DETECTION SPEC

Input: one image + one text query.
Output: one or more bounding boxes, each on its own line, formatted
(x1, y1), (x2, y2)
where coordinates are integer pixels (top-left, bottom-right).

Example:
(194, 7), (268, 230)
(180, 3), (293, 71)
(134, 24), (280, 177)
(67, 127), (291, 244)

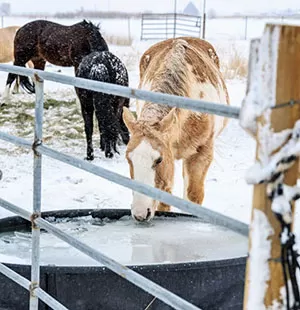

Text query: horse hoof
(122, 135), (130, 145)
(105, 152), (114, 159)
(84, 155), (94, 161)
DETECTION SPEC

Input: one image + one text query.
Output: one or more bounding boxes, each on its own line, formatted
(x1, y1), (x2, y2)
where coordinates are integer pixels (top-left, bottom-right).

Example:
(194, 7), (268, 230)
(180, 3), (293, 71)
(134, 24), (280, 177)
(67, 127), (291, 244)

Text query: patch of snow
(247, 209), (274, 310)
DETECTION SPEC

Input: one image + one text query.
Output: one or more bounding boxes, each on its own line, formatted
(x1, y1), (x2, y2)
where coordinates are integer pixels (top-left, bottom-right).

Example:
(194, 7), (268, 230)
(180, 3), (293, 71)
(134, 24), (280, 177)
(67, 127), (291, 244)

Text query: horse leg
(157, 162), (175, 212)
(156, 185), (174, 212)
(182, 144), (213, 205)
(94, 94), (120, 158)
(76, 89), (95, 161)
(119, 97), (130, 145)
(2, 72), (18, 104)
(6, 60), (35, 97)
(12, 76), (20, 94)
(14, 60), (35, 94)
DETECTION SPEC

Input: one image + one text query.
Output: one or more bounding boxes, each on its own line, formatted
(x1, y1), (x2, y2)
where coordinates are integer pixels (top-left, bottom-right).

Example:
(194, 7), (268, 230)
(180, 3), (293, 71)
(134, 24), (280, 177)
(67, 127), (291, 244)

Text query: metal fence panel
(0, 64), (246, 310)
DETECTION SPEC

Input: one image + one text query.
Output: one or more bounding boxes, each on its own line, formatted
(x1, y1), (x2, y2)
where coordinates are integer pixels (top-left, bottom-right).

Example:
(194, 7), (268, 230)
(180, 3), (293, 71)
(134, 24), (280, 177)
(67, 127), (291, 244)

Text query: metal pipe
(0, 263), (68, 310)
(35, 288), (68, 310)
(0, 197), (31, 220)
(201, 0), (206, 39)
(0, 64), (240, 119)
(30, 76), (44, 310)
(0, 131), (32, 149)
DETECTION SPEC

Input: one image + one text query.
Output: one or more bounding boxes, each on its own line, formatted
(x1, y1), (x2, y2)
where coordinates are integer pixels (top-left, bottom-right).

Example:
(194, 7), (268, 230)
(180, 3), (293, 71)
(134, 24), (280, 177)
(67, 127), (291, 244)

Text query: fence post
(202, 13), (206, 39)
(30, 74), (44, 310)
(173, 13), (177, 38)
(244, 16), (248, 40)
(127, 17), (131, 44)
(243, 24), (300, 309)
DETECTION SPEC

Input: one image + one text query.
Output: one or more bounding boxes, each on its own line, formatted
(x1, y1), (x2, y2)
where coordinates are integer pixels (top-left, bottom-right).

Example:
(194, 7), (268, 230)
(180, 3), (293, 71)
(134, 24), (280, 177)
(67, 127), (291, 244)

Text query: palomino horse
(123, 37), (230, 222)
(0, 26), (33, 96)
(75, 51), (130, 159)
(3, 19), (108, 99)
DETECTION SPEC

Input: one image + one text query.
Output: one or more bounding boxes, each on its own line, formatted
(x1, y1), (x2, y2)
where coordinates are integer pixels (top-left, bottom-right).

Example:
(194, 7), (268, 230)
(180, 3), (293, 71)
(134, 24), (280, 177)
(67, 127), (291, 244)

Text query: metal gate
(141, 13), (201, 40)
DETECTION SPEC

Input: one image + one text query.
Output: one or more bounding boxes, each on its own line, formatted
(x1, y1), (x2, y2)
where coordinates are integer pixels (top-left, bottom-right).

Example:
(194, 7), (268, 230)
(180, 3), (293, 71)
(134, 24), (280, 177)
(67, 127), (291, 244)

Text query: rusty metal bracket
(33, 73), (43, 83)
(29, 281), (39, 297)
(32, 140), (42, 156)
(30, 212), (40, 230)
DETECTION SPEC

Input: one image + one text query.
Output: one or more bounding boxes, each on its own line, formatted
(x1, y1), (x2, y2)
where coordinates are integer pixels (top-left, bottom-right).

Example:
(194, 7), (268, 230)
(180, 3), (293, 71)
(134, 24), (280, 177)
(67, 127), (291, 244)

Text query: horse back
(138, 37), (229, 154)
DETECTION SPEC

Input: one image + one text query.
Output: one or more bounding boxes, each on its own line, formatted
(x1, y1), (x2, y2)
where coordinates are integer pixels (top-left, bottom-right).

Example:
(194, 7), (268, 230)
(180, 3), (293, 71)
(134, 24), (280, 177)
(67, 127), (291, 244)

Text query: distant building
(183, 1), (200, 16)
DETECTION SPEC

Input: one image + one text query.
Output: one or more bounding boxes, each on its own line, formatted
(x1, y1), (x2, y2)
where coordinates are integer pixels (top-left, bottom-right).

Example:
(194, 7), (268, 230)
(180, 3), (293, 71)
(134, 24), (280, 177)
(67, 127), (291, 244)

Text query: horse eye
(154, 157), (163, 167)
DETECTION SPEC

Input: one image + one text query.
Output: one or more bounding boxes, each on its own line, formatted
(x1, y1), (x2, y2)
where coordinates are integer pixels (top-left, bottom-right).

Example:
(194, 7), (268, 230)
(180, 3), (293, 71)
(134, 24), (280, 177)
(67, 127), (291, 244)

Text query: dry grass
(104, 34), (133, 46)
(218, 44), (248, 80)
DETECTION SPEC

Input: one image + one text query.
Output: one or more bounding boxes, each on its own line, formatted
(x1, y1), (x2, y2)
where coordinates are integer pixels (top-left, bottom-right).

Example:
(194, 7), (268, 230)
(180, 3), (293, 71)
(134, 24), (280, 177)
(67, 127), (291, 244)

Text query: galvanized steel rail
(0, 64), (245, 310)
(30, 76), (43, 309)
(0, 64), (240, 119)
(0, 263), (68, 310)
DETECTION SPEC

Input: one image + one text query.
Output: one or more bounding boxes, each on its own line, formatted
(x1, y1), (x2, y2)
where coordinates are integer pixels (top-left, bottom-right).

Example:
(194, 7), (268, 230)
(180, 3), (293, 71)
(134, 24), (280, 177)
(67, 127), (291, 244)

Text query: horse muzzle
(132, 208), (153, 222)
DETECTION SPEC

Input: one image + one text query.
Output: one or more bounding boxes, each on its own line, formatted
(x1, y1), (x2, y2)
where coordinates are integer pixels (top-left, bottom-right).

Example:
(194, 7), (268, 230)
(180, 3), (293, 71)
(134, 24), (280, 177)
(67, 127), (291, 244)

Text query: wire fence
(0, 64), (247, 310)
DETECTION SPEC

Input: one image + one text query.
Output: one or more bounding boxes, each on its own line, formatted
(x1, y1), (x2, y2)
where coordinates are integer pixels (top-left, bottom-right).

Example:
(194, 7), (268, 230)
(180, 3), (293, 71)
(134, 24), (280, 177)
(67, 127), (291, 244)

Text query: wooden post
(243, 24), (300, 309)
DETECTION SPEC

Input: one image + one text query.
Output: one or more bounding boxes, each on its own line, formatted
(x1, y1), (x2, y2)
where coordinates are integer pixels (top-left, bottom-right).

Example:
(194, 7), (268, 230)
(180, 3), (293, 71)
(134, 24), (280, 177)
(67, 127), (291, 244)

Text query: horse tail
(20, 75), (35, 94)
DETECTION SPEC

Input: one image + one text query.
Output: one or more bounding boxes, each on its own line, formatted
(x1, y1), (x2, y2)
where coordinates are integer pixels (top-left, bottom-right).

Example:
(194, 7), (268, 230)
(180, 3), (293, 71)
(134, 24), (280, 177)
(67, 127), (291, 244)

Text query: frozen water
(0, 215), (247, 266)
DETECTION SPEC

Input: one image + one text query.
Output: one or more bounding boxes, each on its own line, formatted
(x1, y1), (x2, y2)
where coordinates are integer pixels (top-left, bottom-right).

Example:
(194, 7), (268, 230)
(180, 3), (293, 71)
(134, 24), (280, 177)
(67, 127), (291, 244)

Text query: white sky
(4, 0), (300, 15)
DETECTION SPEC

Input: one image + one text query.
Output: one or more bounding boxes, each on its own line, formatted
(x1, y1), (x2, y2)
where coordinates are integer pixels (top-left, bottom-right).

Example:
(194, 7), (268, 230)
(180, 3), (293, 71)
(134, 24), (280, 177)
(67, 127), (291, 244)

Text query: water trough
(0, 208), (247, 310)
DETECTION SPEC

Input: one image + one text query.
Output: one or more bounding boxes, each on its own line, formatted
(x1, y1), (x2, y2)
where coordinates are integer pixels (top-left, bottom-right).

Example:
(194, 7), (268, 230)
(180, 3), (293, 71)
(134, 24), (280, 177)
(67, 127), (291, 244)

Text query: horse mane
(147, 39), (190, 98)
(79, 19), (108, 52)
(81, 19), (100, 31)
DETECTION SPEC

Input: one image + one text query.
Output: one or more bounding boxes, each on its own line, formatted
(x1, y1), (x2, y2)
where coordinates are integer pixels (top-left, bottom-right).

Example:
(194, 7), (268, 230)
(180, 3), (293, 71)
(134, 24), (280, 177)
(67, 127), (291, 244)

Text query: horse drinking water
(3, 19), (108, 100)
(122, 37), (230, 222)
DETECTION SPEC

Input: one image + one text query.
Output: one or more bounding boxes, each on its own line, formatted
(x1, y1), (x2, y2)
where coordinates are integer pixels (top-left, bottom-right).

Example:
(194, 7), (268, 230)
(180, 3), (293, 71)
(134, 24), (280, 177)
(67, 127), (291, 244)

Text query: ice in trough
(0, 215), (248, 266)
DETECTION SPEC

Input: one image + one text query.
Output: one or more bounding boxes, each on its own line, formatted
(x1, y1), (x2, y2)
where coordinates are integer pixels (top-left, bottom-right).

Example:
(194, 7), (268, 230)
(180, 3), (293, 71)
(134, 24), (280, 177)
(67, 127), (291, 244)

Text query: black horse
(4, 19), (108, 96)
(75, 51), (130, 159)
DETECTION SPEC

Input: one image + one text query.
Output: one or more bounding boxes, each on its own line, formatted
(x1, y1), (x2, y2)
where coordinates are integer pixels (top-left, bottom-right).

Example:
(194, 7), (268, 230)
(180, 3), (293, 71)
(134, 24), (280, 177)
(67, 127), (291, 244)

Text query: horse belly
(39, 44), (73, 67)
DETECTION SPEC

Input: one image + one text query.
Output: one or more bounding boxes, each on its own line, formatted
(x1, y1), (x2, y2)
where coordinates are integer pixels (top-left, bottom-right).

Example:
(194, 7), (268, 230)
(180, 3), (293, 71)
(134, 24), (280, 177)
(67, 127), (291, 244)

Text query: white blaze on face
(129, 139), (160, 221)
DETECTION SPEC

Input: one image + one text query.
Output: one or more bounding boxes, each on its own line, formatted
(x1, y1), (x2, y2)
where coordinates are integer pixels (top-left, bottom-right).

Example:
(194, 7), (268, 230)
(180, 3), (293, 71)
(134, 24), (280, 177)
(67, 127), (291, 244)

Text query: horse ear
(159, 108), (177, 132)
(122, 107), (136, 133)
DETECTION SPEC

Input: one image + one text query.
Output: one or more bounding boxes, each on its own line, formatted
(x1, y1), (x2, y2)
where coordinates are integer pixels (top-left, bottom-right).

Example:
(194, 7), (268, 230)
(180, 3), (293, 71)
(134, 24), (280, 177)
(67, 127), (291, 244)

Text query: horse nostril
(134, 215), (144, 222)
(146, 208), (151, 220)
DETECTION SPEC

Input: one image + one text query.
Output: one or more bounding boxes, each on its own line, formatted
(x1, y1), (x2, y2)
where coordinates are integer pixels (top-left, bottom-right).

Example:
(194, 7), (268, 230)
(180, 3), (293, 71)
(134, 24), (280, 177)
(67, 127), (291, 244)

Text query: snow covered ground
(0, 38), (255, 225)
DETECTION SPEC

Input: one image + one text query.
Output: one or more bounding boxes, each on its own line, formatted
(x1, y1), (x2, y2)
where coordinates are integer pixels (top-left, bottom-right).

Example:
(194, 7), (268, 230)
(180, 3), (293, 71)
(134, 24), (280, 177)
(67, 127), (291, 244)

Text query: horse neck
(139, 102), (171, 123)
(88, 31), (108, 52)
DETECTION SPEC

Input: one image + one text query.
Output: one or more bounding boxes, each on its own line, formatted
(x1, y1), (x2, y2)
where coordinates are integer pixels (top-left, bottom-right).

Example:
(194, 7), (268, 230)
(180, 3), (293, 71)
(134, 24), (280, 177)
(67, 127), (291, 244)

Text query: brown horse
(122, 37), (230, 222)
(0, 26), (33, 96)
(3, 19), (108, 100)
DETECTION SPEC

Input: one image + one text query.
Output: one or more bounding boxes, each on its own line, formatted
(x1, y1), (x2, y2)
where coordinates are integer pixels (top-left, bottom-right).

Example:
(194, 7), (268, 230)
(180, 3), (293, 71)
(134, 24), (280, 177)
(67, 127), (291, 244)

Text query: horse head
(122, 107), (178, 222)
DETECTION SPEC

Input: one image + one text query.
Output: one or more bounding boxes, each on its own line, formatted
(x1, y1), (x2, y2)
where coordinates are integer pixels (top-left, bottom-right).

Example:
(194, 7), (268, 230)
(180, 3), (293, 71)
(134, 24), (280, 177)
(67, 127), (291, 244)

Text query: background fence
(140, 13), (201, 40)
(0, 15), (299, 41)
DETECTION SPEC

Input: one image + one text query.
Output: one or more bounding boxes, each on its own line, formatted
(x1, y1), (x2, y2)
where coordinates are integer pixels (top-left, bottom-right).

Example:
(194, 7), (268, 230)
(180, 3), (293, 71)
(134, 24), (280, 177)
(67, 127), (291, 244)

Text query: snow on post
(241, 24), (300, 309)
